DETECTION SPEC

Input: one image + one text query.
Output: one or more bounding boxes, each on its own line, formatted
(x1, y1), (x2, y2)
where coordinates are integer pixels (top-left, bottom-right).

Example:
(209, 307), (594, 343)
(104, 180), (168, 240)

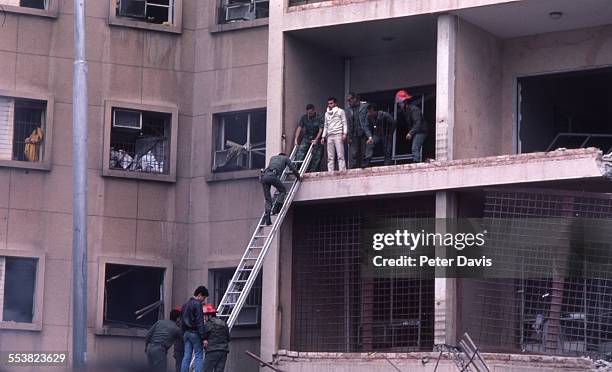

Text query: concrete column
(435, 191), (458, 346)
(261, 0), (284, 365)
(435, 14), (457, 162)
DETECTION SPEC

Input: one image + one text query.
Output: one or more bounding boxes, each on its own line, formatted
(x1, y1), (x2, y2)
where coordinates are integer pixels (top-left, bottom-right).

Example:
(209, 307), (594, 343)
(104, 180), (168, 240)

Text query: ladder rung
(248, 246), (264, 249)
(243, 257), (258, 260)
(239, 268), (253, 271)
(226, 291), (241, 295)
(254, 235), (268, 238)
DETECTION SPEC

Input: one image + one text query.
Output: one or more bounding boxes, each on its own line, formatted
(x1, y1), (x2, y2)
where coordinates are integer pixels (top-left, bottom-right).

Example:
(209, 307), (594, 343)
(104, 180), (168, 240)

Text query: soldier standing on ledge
(294, 104), (324, 172)
(396, 90), (428, 163)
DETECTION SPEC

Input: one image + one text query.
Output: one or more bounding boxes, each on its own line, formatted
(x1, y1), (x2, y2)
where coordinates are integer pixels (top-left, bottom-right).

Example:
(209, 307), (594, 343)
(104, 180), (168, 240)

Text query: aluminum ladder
(217, 143), (315, 330)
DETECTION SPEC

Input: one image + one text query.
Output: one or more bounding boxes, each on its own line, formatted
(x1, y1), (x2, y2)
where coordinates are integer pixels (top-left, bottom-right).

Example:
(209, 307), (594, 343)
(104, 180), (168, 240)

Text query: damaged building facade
(0, 0), (611, 371)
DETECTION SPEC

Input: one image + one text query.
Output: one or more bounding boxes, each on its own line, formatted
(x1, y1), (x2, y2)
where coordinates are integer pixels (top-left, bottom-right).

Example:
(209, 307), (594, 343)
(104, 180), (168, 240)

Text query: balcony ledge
(295, 148), (611, 202)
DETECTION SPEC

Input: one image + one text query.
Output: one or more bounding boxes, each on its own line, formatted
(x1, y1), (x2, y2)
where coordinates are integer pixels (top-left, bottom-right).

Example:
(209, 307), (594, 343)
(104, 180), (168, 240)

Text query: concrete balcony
(295, 148), (612, 202)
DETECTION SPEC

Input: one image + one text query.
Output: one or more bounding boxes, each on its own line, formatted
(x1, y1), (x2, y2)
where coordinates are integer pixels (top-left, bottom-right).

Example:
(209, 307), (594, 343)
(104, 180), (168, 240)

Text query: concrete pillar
(435, 14), (457, 162)
(435, 15), (458, 345)
(435, 191), (458, 346)
(261, 0), (284, 365)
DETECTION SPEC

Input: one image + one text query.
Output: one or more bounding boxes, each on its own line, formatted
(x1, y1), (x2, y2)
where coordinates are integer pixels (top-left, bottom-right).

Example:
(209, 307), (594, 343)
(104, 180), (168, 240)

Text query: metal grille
(292, 198), (435, 352)
(12, 99), (46, 162)
(109, 109), (170, 174)
(461, 188), (612, 358)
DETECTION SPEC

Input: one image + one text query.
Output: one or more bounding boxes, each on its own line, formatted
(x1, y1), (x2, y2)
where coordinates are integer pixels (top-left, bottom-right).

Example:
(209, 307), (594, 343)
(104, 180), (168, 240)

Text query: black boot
(271, 203), (282, 215)
(264, 212), (272, 226)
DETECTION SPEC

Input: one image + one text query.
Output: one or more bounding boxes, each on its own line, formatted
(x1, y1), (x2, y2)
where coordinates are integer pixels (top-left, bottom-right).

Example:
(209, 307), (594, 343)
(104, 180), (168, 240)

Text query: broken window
(0, 0), (46, 9)
(117, 0), (174, 24)
(219, 0), (269, 24)
(519, 67), (612, 154)
(109, 107), (171, 175)
(0, 256), (37, 323)
(461, 188), (612, 358)
(103, 263), (165, 329)
(210, 268), (262, 326)
(213, 109), (266, 172)
(0, 97), (47, 163)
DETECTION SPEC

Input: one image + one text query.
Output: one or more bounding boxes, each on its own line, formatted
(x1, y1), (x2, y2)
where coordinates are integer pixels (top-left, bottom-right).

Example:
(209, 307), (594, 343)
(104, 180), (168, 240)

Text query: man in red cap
(395, 90), (428, 162)
(202, 304), (230, 372)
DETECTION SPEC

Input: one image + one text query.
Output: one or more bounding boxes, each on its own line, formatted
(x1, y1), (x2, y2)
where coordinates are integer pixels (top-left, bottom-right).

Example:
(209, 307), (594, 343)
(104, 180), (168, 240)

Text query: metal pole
(72, 0), (88, 368)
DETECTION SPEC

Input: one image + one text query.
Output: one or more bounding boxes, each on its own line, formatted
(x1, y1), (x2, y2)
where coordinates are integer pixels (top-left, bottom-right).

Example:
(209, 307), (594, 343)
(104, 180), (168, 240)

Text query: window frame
(208, 267), (262, 328)
(0, 250), (45, 332)
(108, 0), (182, 34)
(218, 0), (269, 24)
(95, 257), (173, 337)
(0, 0), (58, 18)
(102, 100), (178, 182)
(0, 90), (54, 171)
(212, 108), (266, 173)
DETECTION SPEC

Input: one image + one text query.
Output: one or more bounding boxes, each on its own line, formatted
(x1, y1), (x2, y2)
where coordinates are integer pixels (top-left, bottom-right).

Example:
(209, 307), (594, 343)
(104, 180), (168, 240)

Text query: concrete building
(0, 0), (611, 371)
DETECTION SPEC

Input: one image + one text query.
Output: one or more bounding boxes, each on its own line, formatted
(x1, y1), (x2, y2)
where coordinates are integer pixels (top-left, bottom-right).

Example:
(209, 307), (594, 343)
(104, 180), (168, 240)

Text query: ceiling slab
(453, 0), (612, 39)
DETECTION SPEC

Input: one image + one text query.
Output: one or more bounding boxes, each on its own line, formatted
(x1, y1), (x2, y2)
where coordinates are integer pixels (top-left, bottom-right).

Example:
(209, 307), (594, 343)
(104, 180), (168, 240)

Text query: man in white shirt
(321, 97), (347, 172)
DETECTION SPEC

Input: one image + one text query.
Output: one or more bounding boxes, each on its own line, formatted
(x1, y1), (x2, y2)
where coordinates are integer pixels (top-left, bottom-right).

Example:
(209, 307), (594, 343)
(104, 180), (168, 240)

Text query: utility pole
(72, 0), (88, 368)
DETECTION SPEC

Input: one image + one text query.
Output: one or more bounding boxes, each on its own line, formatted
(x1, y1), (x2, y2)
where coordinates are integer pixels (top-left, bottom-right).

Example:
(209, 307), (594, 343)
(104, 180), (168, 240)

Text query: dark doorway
(518, 67), (612, 154)
(361, 85), (436, 164)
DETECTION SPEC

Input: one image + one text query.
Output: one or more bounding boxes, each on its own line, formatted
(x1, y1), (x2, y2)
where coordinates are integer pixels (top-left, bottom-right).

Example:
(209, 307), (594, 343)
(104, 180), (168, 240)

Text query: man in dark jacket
(169, 308), (184, 372)
(396, 90), (428, 163)
(346, 92), (369, 169)
(202, 304), (230, 372)
(145, 312), (183, 372)
(180, 286), (209, 372)
(260, 153), (301, 226)
(364, 103), (396, 166)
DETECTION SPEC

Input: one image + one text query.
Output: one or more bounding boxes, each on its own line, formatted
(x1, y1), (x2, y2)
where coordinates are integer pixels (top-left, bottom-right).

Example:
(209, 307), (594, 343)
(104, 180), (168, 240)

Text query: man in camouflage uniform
(346, 92), (369, 168)
(260, 153), (301, 225)
(364, 103), (396, 166)
(294, 104), (323, 172)
(145, 311), (183, 372)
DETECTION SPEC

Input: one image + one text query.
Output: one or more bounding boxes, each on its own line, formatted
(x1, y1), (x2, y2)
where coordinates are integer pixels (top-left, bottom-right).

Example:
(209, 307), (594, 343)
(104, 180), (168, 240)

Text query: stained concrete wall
(349, 49), (437, 94)
(0, 0), (197, 365)
(0, 0), (267, 370)
(284, 33), (345, 153)
(187, 4), (269, 372)
(454, 18), (503, 159)
(500, 24), (612, 154)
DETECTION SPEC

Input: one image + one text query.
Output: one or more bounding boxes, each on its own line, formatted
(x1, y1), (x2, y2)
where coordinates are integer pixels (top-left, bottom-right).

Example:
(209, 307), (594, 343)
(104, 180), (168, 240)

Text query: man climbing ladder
(260, 152), (301, 226)
(217, 144), (314, 331)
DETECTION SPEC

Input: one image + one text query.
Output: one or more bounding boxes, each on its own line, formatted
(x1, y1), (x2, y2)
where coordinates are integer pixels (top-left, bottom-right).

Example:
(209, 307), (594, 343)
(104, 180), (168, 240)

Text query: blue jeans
(411, 133), (427, 163)
(181, 331), (203, 372)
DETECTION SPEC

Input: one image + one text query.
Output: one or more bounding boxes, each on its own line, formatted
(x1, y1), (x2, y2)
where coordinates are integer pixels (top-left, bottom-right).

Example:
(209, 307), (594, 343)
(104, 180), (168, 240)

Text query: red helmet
(395, 90), (412, 104)
(203, 303), (217, 314)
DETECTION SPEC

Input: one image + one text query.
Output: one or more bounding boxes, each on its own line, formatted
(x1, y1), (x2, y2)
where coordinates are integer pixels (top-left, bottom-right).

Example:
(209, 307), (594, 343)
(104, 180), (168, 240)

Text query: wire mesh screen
(292, 198), (435, 352)
(461, 188), (612, 359)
